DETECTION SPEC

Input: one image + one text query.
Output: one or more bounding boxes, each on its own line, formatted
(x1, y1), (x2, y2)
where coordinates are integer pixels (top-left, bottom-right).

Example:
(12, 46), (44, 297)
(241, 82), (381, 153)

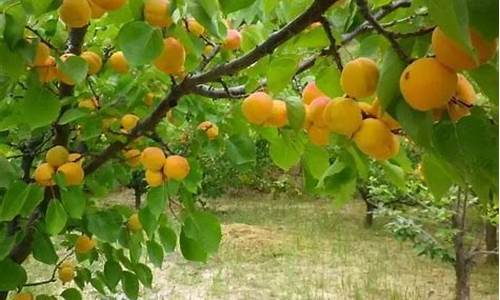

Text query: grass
(21, 192), (498, 299)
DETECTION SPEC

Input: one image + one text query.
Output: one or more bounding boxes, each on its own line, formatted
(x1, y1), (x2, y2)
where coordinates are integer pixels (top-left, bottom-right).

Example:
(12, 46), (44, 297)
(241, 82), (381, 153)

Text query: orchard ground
(22, 190), (498, 300)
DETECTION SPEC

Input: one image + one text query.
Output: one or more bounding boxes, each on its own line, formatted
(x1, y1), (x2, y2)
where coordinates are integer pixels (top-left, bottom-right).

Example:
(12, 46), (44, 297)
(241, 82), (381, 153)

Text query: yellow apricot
(302, 81), (326, 105)
(447, 101), (470, 123)
(34, 163), (55, 186)
(455, 74), (476, 105)
(241, 92), (274, 125)
(323, 97), (362, 137)
(303, 104), (313, 129)
(68, 153), (84, 166)
(222, 29), (241, 50)
(101, 117), (117, 131)
(33, 42), (50, 66)
(197, 121), (219, 140)
(59, 0), (91, 28)
(13, 292), (33, 300)
(370, 98), (401, 130)
(121, 114), (139, 131)
(357, 101), (377, 117)
(163, 155), (190, 180)
(58, 162), (85, 186)
(81, 51), (102, 75)
(187, 18), (205, 37)
(353, 118), (399, 160)
(141, 147), (166, 171)
(78, 98), (97, 110)
(308, 96), (330, 128)
(144, 92), (155, 106)
(75, 234), (96, 254)
(340, 57), (379, 99)
(123, 149), (141, 167)
(58, 265), (75, 283)
(144, 0), (172, 28)
(91, 0), (127, 11)
(400, 58), (457, 111)
(265, 100), (288, 128)
(46, 145), (69, 168)
(203, 45), (214, 56)
(109, 51), (129, 74)
(432, 27), (498, 71)
(127, 213), (142, 232)
(154, 37), (185, 75)
(145, 169), (164, 187)
(307, 126), (330, 146)
(88, 0), (106, 18)
(36, 56), (58, 83)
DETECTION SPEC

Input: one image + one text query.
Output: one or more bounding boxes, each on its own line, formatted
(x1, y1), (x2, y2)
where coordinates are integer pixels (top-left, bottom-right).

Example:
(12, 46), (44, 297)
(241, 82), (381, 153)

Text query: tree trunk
(358, 186), (376, 227)
(485, 222), (498, 264)
(134, 186), (142, 209)
(452, 188), (471, 300)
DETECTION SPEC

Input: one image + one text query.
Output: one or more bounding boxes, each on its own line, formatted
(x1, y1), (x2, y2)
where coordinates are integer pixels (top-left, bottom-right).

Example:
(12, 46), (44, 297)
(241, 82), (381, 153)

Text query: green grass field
(22, 192), (498, 299)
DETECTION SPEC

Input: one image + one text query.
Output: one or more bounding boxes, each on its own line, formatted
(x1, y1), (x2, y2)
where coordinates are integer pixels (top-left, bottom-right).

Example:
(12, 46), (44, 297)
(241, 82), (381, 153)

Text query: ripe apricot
(154, 37), (185, 75)
(59, 0), (91, 28)
(302, 81), (326, 105)
(13, 292), (33, 300)
(455, 74), (476, 105)
(144, 0), (172, 28)
(109, 51), (129, 74)
(58, 162), (85, 186)
(91, 0), (127, 11)
(222, 29), (241, 50)
(323, 97), (362, 137)
(370, 98), (401, 130)
(58, 263), (75, 283)
(353, 118), (399, 160)
(307, 126), (330, 146)
(33, 42), (50, 66)
(121, 114), (139, 131)
(357, 101), (377, 117)
(141, 147), (166, 171)
(341, 57), (379, 99)
(78, 98), (97, 110)
(144, 92), (155, 106)
(46, 145), (69, 167)
(265, 100), (288, 128)
(303, 104), (313, 129)
(124, 149), (141, 167)
(34, 163), (55, 186)
(241, 92), (274, 125)
(36, 56), (58, 83)
(187, 18), (205, 37)
(88, 0), (106, 18)
(197, 121), (219, 140)
(145, 169), (164, 187)
(57, 54), (77, 85)
(81, 51), (102, 75)
(400, 58), (457, 111)
(75, 234), (96, 254)
(127, 213), (142, 232)
(308, 96), (330, 128)
(68, 153), (84, 166)
(432, 27), (498, 71)
(163, 155), (190, 180)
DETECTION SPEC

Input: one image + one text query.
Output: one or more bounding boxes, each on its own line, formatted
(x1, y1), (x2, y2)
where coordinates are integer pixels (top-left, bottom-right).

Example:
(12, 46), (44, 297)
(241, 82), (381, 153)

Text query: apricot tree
(0, 0), (497, 299)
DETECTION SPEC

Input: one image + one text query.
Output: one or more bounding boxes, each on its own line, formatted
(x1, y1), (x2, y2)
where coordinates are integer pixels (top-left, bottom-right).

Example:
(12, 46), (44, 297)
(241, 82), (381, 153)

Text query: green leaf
(60, 288), (82, 300)
(467, 0), (499, 40)
(45, 200), (67, 235)
(267, 55), (299, 93)
(0, 43), (25, 79)
(61, 187), (86, 219)
(0, 180), (30, 221)
(128, 234), (142, 264)
(20, 184), (44, 217)
(87, 210), (123, 243)
(146, 240), (164, 267)
(103, 260), (122, 291)
(294, 26), (329, 49)
(303, 143), (330, 179)
(188, 1), (225, 40)
(220, 0), (256, 14)
(139, 207), (157, 238)
(158, 225), (177, 252)
(121, 271), (139, 300)
(32, 231), (58, 265)
(145, 186), (166, 218)
(316, 63), (342, 98)
(0, 227), (17, 261)
(134, 263), (153, 288)
(468, 64), (498, 105)
(286, 96), (305, 131)
(183, 211), (221, 255)
(183, 158), (203, 193)
(269, 133), (304, 171)
(422, 153), (453, 199)
(58, 109), (89, 125)
(377, 47), (406, 111)
(3, 8), (26, 50)
(58, 56), (88, 84)
(225, 134), (256, 165)
(21, 84), (61, 129)
(0, 157), (17, 188)
(395, 100), (433, 148)
(179, 228), (207, 262)
(118, 21), (164, 66)
(0, 258), (27, 290)
(380, 160), (406, 191)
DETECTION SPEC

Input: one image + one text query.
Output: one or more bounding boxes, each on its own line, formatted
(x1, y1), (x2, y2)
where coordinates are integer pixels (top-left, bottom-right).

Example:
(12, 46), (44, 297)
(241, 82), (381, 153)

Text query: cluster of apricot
(197, 121), (220, 140)
(241, 93), (289, 128)
(34, 146), (85, 186)
(400, 27), (497, 120)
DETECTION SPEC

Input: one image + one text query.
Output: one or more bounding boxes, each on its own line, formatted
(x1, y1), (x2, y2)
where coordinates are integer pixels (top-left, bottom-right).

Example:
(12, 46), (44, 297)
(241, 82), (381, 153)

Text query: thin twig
(25, 26), (59, 52)
(318, 16), (343, 71)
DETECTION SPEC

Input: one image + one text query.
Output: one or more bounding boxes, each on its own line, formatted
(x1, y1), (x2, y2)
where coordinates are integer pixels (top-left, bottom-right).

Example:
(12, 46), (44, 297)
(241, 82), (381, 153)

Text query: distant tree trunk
(134, 187), (142, 209)
(358, 185), (376, 227)
(452, 188), (471, 300)
(485, 221), (498, 264)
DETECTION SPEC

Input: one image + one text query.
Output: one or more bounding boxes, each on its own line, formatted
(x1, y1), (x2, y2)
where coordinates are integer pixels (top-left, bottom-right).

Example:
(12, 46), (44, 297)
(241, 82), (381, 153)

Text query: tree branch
(318, 16), (343, 71)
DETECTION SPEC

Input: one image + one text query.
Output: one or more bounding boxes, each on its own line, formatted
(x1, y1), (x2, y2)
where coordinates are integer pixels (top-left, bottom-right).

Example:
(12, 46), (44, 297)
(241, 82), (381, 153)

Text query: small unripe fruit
(241, 92), (274, 125)
(36, 56), (58, 83)
(33, 42), (50, 66)
(124, 149), (141, 167)
(197, 121), (219, 140)
(92, 0), (127, 11)
(109, 51), (129, 74)
(308, 96), (330, 128)
(80, 51), (102, 75)
(145, 169), (164, 187)
(307, 126), (330, 146)
(203, 45), (214, 56)
(265, 100), (288, 128)
(353, 118), (399, 160)
(78, 98), (97, 110)
(163, 155), (190, 180)
(302, 81), (326, 105)
(341, 57), (379, 99)
(222, 29), (241, 50)
(59, 0), (91, 28)
(154, 38), (185, 75)
(128, 213), (142, 232)
(323, 97), (362, 137)
(144, 93), (155, 106)
(187, 18), (205, 37)
(141, 147), (166, 171)
(58, 264), (75, 283)
(400, 58), (457, 111)
(121, 114), (139, 131)
(144, 0), (172, 28)
(75, 234), (96, 254)
(46, 145), (69, 168)
(58, 162), (85, 186)
(34, 163), (55, 186)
